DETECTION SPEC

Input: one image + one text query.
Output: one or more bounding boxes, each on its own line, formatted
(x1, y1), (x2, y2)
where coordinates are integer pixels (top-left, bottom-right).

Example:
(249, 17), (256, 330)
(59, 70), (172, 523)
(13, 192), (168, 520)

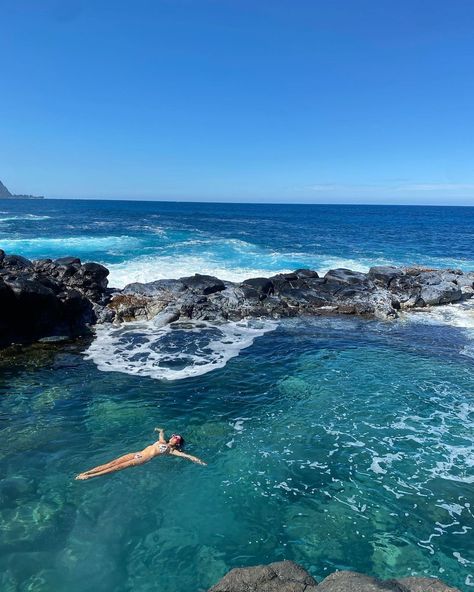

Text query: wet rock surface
(207, 562), (460, 592)
(1, 250), (474, 348)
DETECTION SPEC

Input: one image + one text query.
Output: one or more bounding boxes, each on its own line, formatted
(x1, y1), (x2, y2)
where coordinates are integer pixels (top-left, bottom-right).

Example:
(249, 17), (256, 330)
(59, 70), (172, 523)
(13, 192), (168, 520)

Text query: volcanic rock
(0, 252), (110, 347)
(208, 563), (460, 592)
(208, 560), (317, 592)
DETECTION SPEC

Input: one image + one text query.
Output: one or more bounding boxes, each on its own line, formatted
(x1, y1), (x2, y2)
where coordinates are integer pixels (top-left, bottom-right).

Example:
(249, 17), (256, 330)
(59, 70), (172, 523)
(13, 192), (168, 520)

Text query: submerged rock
(208, 562), (460, 592)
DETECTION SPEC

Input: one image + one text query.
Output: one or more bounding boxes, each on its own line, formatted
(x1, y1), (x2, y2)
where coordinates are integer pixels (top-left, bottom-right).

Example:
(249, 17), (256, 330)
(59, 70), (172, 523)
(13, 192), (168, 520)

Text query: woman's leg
(76, 458), (144, 480)
(78, 453), (136, 476)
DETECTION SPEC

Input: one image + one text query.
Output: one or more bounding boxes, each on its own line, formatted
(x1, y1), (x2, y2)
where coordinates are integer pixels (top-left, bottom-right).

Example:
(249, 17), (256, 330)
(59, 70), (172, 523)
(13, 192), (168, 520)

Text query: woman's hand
(154, 427), (164, 432)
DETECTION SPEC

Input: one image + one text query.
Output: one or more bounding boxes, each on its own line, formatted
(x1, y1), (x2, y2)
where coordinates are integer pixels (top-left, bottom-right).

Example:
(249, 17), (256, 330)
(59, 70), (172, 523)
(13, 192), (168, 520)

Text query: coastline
(1, 247), (473, 349)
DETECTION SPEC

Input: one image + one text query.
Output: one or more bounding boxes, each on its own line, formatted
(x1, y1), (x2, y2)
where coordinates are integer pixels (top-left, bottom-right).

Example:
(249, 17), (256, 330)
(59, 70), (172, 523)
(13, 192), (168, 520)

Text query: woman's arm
(171, 450), (207, 466)
(154, 427), (166, 443)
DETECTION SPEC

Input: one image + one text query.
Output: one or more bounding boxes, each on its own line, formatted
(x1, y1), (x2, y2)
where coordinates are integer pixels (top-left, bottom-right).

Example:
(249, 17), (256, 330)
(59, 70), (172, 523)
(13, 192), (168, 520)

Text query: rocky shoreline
(0, 250), (111, 347)
(1, 249), (473, 348)
(207, 561), (460, 591)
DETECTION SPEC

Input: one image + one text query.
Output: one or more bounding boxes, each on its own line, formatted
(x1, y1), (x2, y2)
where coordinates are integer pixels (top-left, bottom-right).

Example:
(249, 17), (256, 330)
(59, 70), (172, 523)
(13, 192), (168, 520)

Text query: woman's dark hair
(171, 434), (185, 447)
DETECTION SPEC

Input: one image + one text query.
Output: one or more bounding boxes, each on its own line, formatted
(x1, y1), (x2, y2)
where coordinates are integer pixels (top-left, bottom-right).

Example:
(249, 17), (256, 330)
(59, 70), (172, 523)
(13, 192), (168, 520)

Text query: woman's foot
(75, 473), (90, 480)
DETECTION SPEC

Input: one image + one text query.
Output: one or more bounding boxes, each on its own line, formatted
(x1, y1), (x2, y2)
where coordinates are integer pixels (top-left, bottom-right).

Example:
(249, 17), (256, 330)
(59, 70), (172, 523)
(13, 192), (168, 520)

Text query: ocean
(0, 199), (473, 591)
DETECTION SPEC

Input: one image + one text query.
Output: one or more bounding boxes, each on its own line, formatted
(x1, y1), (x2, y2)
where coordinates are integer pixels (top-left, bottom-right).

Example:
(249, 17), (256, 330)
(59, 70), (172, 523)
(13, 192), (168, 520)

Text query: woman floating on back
(75, 428), (206, 480)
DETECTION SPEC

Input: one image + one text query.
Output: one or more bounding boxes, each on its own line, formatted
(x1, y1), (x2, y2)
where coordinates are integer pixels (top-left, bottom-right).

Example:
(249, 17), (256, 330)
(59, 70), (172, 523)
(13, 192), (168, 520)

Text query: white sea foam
(406, 301), (474, 330)
(430, 455), (474, 484)
(84, 319), (278, 380)
(369, 452), (404, 475)
(106, 252), (383, 289)
(404, 300), (474, 358)
(0, 214), (51, 222)
(316, 256), (374, 275)
(107, 255), (295, 288)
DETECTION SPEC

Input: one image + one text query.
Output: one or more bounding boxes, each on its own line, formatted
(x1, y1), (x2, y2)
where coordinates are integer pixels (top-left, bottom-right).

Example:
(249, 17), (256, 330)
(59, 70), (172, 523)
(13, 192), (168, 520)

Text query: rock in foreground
(208, 561), (460, 592)
(208, 561), (318, 592)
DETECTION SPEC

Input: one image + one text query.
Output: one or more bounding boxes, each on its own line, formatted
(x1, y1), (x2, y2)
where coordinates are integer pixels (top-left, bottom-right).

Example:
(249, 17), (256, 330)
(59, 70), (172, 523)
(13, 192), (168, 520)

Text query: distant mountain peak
(0, 180), (12, 197)
(0, 179), (43, 199)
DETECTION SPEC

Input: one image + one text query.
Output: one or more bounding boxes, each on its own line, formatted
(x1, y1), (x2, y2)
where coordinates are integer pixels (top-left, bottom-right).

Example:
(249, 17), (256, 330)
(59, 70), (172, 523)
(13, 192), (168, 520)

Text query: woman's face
(169, 435), (181, 447)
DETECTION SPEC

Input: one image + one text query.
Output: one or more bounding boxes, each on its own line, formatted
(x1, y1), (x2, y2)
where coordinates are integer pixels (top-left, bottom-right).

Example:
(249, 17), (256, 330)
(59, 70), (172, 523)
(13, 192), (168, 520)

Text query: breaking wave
(106, 252), (381, 288)
(0, 214), (51, 222)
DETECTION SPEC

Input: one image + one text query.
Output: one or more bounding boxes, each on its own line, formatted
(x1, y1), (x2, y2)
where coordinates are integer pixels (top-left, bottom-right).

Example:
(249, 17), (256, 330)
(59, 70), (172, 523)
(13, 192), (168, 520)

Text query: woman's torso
(136, 441), (170, 462)
(148, 441), (169, 455)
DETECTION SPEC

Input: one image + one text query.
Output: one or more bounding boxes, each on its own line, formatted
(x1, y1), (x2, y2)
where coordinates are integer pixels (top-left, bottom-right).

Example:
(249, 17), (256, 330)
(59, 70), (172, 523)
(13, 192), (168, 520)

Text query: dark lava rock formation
(112, 265), (473, 324)
(0, 250), (110, 347)
(1, 249), (474, 348)
(207, 560), (460, 592)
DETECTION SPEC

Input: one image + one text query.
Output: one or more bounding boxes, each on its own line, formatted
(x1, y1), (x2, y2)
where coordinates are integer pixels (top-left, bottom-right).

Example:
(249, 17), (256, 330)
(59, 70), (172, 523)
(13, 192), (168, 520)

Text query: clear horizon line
(35, 196), (474, 207)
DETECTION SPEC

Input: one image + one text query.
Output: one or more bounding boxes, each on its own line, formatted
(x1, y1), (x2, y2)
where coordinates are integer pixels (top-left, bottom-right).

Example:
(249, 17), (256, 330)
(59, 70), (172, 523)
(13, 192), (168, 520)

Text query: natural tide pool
(1, 316), (473, 592)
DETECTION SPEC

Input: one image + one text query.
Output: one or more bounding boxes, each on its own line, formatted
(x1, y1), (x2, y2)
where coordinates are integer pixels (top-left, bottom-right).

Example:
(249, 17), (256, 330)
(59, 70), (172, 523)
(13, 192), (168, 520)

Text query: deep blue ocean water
(0, 199), (473, 591)
(2, 199), (474, 286)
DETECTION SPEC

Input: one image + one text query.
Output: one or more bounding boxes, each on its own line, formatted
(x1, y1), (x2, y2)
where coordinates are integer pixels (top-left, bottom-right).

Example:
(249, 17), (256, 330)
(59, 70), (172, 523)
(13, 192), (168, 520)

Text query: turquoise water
(1, 318), (473, 591)
(1, 200), (474, 591)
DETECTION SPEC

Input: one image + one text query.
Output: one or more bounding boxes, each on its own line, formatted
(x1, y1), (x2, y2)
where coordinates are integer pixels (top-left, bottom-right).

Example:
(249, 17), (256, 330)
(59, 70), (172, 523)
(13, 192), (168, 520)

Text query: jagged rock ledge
(0, 250), (112, 347)
(207, 560), (460, 592)
(1, 249), (474, 347)
(113, 265), (473, 325)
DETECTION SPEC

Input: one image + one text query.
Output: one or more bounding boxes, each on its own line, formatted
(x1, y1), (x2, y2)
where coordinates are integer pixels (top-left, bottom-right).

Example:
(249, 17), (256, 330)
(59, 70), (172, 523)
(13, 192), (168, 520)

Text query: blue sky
(1, 0), (474, 204)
